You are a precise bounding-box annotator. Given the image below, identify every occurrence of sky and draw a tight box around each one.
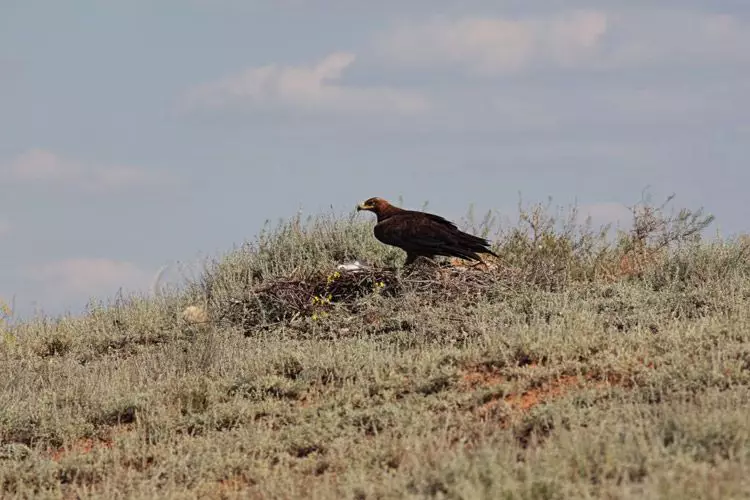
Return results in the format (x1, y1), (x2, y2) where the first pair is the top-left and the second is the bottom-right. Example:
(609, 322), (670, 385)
(1, 0), (749, 318)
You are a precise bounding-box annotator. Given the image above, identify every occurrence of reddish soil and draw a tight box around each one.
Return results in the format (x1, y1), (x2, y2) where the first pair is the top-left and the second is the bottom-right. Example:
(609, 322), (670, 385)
(48, 437), (114, 461)
(461, 363), (647, 419)
(47, 424), (133, 462)
(506, 375), (582, 411)
(461, 368), (505, 389)
(473, 374), (587, 420)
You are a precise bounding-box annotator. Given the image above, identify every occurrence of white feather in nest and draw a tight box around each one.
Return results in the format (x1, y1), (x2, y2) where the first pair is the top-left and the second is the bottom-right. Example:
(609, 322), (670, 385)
(335, 260), (371, 273)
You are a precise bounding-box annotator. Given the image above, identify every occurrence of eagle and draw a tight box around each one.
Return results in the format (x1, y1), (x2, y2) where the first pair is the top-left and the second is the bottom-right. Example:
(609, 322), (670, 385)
(357, 197), (499, 266)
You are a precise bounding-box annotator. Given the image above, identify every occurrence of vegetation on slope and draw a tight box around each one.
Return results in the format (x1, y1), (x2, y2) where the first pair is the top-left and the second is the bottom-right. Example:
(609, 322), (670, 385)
(1, 195), (750, 499)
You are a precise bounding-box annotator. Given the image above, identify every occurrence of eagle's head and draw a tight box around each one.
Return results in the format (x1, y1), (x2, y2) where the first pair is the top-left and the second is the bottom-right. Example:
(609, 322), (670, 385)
(356, 197), (392, 214)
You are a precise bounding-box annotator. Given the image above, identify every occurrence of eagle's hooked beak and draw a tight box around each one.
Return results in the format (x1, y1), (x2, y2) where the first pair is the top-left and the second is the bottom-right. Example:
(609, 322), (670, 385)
(357, 202), (372, 212)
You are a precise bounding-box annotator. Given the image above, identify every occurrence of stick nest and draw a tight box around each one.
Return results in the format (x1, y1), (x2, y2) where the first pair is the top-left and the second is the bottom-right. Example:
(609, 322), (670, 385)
(213, 261), (507, 331)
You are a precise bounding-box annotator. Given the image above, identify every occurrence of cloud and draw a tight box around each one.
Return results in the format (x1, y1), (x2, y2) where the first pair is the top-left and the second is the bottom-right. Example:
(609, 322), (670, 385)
(27, 258), (153, 299)
(180, 52), (429, 115)
(4, 149), (169, 191)
(374, 9), (750, 75)
(373, 10), (608, 74)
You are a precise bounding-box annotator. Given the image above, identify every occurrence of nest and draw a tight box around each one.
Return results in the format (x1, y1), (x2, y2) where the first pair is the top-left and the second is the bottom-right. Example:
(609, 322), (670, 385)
(215, 260), (506, 331)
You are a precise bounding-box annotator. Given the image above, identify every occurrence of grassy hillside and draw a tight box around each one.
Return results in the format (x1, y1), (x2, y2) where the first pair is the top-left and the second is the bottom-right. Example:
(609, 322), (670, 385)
(2, 197), (750, 499)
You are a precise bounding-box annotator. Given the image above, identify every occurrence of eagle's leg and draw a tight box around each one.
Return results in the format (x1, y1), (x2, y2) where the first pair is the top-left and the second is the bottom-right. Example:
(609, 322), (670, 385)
(467, 257), (492, 271)
(404, 253), (438, 268)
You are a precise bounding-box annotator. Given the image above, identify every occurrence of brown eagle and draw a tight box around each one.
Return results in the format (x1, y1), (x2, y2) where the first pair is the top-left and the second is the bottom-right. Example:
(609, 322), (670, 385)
(357, 197), (498, 266)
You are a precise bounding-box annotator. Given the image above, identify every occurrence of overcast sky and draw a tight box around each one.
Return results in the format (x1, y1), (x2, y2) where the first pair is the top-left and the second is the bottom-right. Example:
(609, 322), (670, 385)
(1, 1), (749, 318)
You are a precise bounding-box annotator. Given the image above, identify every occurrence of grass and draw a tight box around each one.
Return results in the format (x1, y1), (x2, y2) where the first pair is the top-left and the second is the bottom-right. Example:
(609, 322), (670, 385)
(2, 195), (750, 499)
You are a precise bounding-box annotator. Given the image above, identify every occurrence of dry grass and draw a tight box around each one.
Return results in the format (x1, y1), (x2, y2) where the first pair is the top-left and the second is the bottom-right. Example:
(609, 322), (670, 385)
(2, 195), (750, 499)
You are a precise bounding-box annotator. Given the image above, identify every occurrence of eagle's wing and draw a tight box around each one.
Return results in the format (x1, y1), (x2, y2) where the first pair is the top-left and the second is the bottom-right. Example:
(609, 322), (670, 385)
(374, 213), (474, 256)
(422, 212), (458, 230)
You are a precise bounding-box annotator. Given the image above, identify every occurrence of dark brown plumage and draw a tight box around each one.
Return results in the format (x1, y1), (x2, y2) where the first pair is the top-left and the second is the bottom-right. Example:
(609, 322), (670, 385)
(357, 197), (498, 266)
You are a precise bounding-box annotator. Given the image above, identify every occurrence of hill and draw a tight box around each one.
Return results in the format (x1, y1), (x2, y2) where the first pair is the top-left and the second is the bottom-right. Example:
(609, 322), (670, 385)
(1, 197), (749, 499)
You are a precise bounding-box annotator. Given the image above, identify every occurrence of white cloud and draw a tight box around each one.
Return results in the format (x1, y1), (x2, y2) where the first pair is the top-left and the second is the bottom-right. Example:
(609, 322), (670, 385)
(374, 9), (750, 75)
(180, 52), (429, 115)
(374, 10), (608, 74)
(28, 258), (153, 298)
(4, 149), (169, 191)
